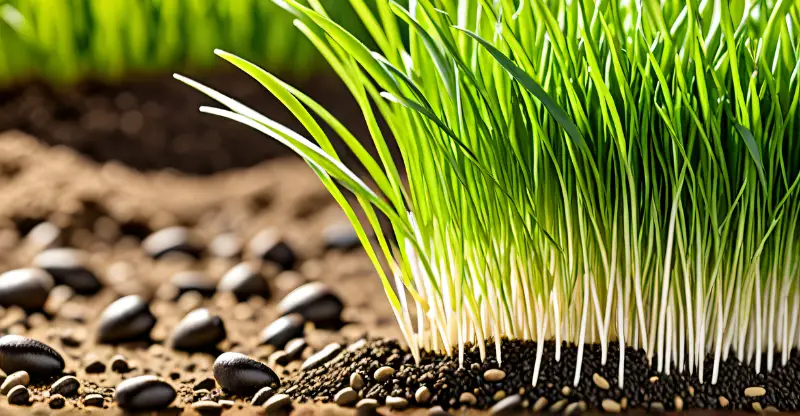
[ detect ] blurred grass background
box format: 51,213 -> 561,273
0,0 -> 369,86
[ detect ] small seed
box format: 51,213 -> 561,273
592,373 -> 610,390
191,400 -> 221,411
549,399 -> 568,412
83,393 -> 104,407
649,376 -> 659,383
349,373 -> 364,391
650,402 -> 665,413
493,390 -> 506,401
745,387 -> 767,397
49,394 -> 66,409
564,402 -> 580,415
0,371 -> 29,394
428,405 -> 449,415
620,397 -> 628,409
8,385 -> 29,405
719,396 -> 729,407
753,402 -> 764,413
355,398 -> 379,412
602,399 -> 621,413
386,396 -> 408,410
533,397 -> 548,412
415,386 -> 431,404
561,386 -> 571,396
484,369 -> 506,382
674,396 -> 684,412
263,393 -> 292,412
373,366 -> 395,382
688,386 -> 695,396
334,387 -> 358,407
250,386 -> 274,406
460,392 -> 477,406
489,394 -> 521,415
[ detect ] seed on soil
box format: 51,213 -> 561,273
533,397 -> 548,412
753,402 -> 764,413
565,402 -> 581,415
620,397 -> 628,409
719,396 -> 730,407
650,402 -> 665,412
284,338 -> 307,360
192,400 -> 222,413
301,343 -> 342,370
356,398 -> 379,412
0,268 -> 54,309
260,313 -> 304,349
51,375 -> 80,396
217,262 -> 271,300
27,221 -> 61,249
0,371 -> 29,394
84,357 -> 105,373
334,387 -> 358,406
649,376 -> 659,383
169,308 -> 226,350
213,352 -> 280,394
460,391 -> 477,405
97,295 -> 156,343
428,405 -> 449,415
194,378 -> 216,391
219,400 -> 234,408
374,366 -> 395,381
33,248 -> 102,294
386,395 -> 408,410
114,375 -> 176,410
415,385 -> 431,403
278,282 -> 344,326
602,399 -> 621,413
83,393 -> 104,407
561,386 -> 571,396
349,373 -> 364,391
745,386 -> 767,397
44,285 -> 74,315
550,399 -> 568,412
268,350 -> 290,367
170,271 -> 216,298
49,394 -> 65,409
263,393 -> 292,412
593,373 -> 610,390
209,232 -> 243,259
251,386 -> 274,406
249,229 -> 296,270
484,369 -> 506,382
493,390 -> 506,401
142,226 -> 200,259
674,395 -> 684,411
0,335 -> 65,378
110,355 -> 130,373
323,223 -> 360,251
490,394 -> 521,415
7,385 -> 29,405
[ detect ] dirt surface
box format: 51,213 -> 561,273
0,130 -> 402,414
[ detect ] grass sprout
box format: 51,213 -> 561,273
177,0 -> 800,387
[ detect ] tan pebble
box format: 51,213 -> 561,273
650,402 -> 665,413
564,402 -> 580,415
7,385 -> 29,405
484,369 -> 506,382
745,386 -> 767,397
602,399 -> 621,413
649,376 -> 659,383
373,366 -> 395,382
349,373 -> 364,391
415,386 -> 431,404
0,371 -> 29,394
765,405 -> 780,413
385,396 -> 408,410
688,385 -> 695,396
561,386 -> 571,396
264,394 -> 292,412
753,402 -> 764,413
533,397 -> 548,412
333,387 -> 358,407
356,398 -> 379,412
593,373 -> 610,390
549,399 -> 568,412
493,390 -> 506,401
674,396 -> 684,412
719,396 -> 730,408
459,392 -> 477,406
620,397 -> 628,409
191,400 -> 221,410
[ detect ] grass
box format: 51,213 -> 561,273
0,0 -> 366,85
177,0 -> 800,387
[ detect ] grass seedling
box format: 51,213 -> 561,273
177,0 -> 800,387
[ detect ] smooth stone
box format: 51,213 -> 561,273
169,308 -> 226,351
593,373 -> 610,390
493,390 -> 506,401
83,393 -> 104,407
49,394 -> 66,409
209,233 -> 243,259
213,352 -> 280,395
284,338 -> 307,360
7,385 -> 29,405
334,387 -> 358,406
532,397 -> 548,412
192,400 -> 222,414
415,386 -> 431,403
490,394 -> 521,415
386,396 -> 408,410
355,398 -> 379,412
719,396 -> 730,407
110,355 -> 130,373
549,399 -> 567,412
217,262 -> 270,300
0,335 -> 64,378
263,393 -> 291,412
459,392 -> 477,405
650,402 -> 665,413
565,402 -> 581,415
97,295 -> 155,343
278,282 -> 343,326
301,343 -> 342,370
142,226 -> 200,259
674,396 -> 684,411
170,271 -> 216,298
323,223 -> 360,251
0,371 -> 29,394
27,221 -> 62,249
374,366 -> 395,382
260,313 -> 304,349
249,229 -> 296,270
33,248 -> 102,294
602,399 -> 621,413
0,268 -> 54,309
114,375 -> 176,410
349,373 -> 364,391
745,386 -> 767,397
428,405 -> 449,415
484,369 -> 506,382
50,375 -> 80,396
251,386 -> 274,406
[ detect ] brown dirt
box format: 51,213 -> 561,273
0,130 -> 402,414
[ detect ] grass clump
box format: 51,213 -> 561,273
178,0 -> 800,387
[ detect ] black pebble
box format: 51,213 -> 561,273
217,262 -> 270,301
169,308 -> 226,351
0,335 -> 64,379
142,226 -> 200,259
260,313 -> 304,349
277,282 -> 343,326
170,271 -> 216,298
114,375 -> 176,410
213,352 -> 280,395
249,229 -> 296,270
323,223 -> 360,251
0,268 -> 54,309
97,295 -> 156,343
490,394 -> 522,415
33,249 -> 102,294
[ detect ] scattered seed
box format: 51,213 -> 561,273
415,385 -> 431,403
85,358 -> 105,373
0,371 -> 29,394
561,386 -> 571,396
277,282 -> 344,326
484,369 -> 506,382
251,386 -> 274,406
83,393 -> 104,407
428,405 -> 449,415
460,392 -> 477,406
620,397 -> 628,410
34,248 -> 102,294
674,396 -> 684,412
493,390 -> 506,401
334,387 -> 358,407
263,393 -> 292,412
170,271 -> 216,298
49,394 -> 65,409
374,366 -> 395,382
192,400 -> 222,414
284,338 -> 307,361
565,402 -> 581,415
533,397 -> 548,412
0,335 -> 65,378
219,400 -> 234,408
110,355 -> 130,373
7,385 -> 29,405
142,226 -> 199,259
0,268 -> 54,310
169,308 -> 226,351
550,399 -> 568,412
649,376 -> 659,383
249,229 -> 296,270
745,387 -> 767,397
193,377 -> 216,391
260,314 -> 304,349
217,262 -> 271,301
97,295 -> 155,343
719,396 -> 729,407
593,373 -> 610,390
51,375 -> 80,396
650,402 -> 665,413
386,396 -> 408,410
349,373 -> 364,391
213,352 -> 279,395
490,394 -> 522,415
602,399 -> 621,413
355,398 -> 379,413
688,385 -> 695,396
114,375 -> 176,410
301,343 -> 342,371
